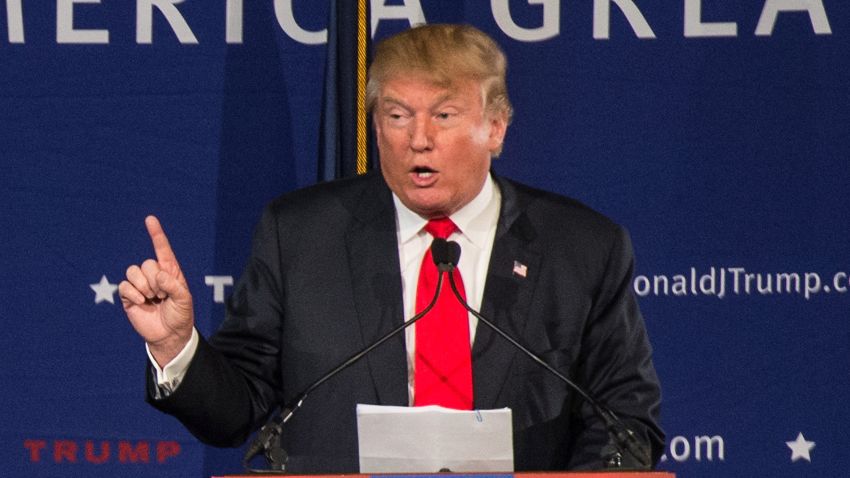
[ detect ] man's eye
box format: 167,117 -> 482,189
436,112 -> 451,120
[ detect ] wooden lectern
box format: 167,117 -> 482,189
216,473 -> 675,478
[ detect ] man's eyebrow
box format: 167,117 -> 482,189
379,96 -> 408,108
379,92 -> 459,110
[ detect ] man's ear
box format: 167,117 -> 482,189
372,113 -> 382,137
487,112 -> 508,154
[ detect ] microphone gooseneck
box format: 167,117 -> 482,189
443,241 -> 651,469
242,239 -> 451,473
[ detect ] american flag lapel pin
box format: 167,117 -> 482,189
512,260 -> 528,278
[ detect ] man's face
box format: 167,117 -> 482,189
374,75 -> 507,218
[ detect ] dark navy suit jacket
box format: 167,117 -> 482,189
148,171 -> 663,472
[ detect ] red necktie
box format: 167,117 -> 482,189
413,217 -> 473,409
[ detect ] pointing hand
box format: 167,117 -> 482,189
119,216 -> 195,367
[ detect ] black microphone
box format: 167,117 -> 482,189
242,238 -> 452,473
442,241 -> 652,469
430,237 -> 459,272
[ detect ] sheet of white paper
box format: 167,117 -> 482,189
356,404 -> 513,473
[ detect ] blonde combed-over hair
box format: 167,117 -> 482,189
367,24 -> 514,130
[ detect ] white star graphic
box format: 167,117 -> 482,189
90,275 -> 118,304
786,432 -> 815,463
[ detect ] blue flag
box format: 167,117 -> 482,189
318,0 -> 374,181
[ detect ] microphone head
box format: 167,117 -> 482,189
430,238 -> 451,268
446,240 -> 461,267
431,238 -> 461,272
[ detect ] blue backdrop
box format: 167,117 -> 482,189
2,1 -> 848,477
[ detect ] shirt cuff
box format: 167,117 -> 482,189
146,328 -> 199,395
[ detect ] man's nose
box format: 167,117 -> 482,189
409,116 -> 434,151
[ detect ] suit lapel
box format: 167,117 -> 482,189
472,176 -> 541,409
344,174 -> 409,407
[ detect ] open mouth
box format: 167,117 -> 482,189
412,166 -> 436,178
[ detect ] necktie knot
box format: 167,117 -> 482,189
425,217 -> 457,239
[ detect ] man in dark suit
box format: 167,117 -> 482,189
120,24 -> 663,472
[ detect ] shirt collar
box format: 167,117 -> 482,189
393,174 -> 499,248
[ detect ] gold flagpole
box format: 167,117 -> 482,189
355,0 -> 368,175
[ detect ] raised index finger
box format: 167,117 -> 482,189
144,215 -> 179,267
